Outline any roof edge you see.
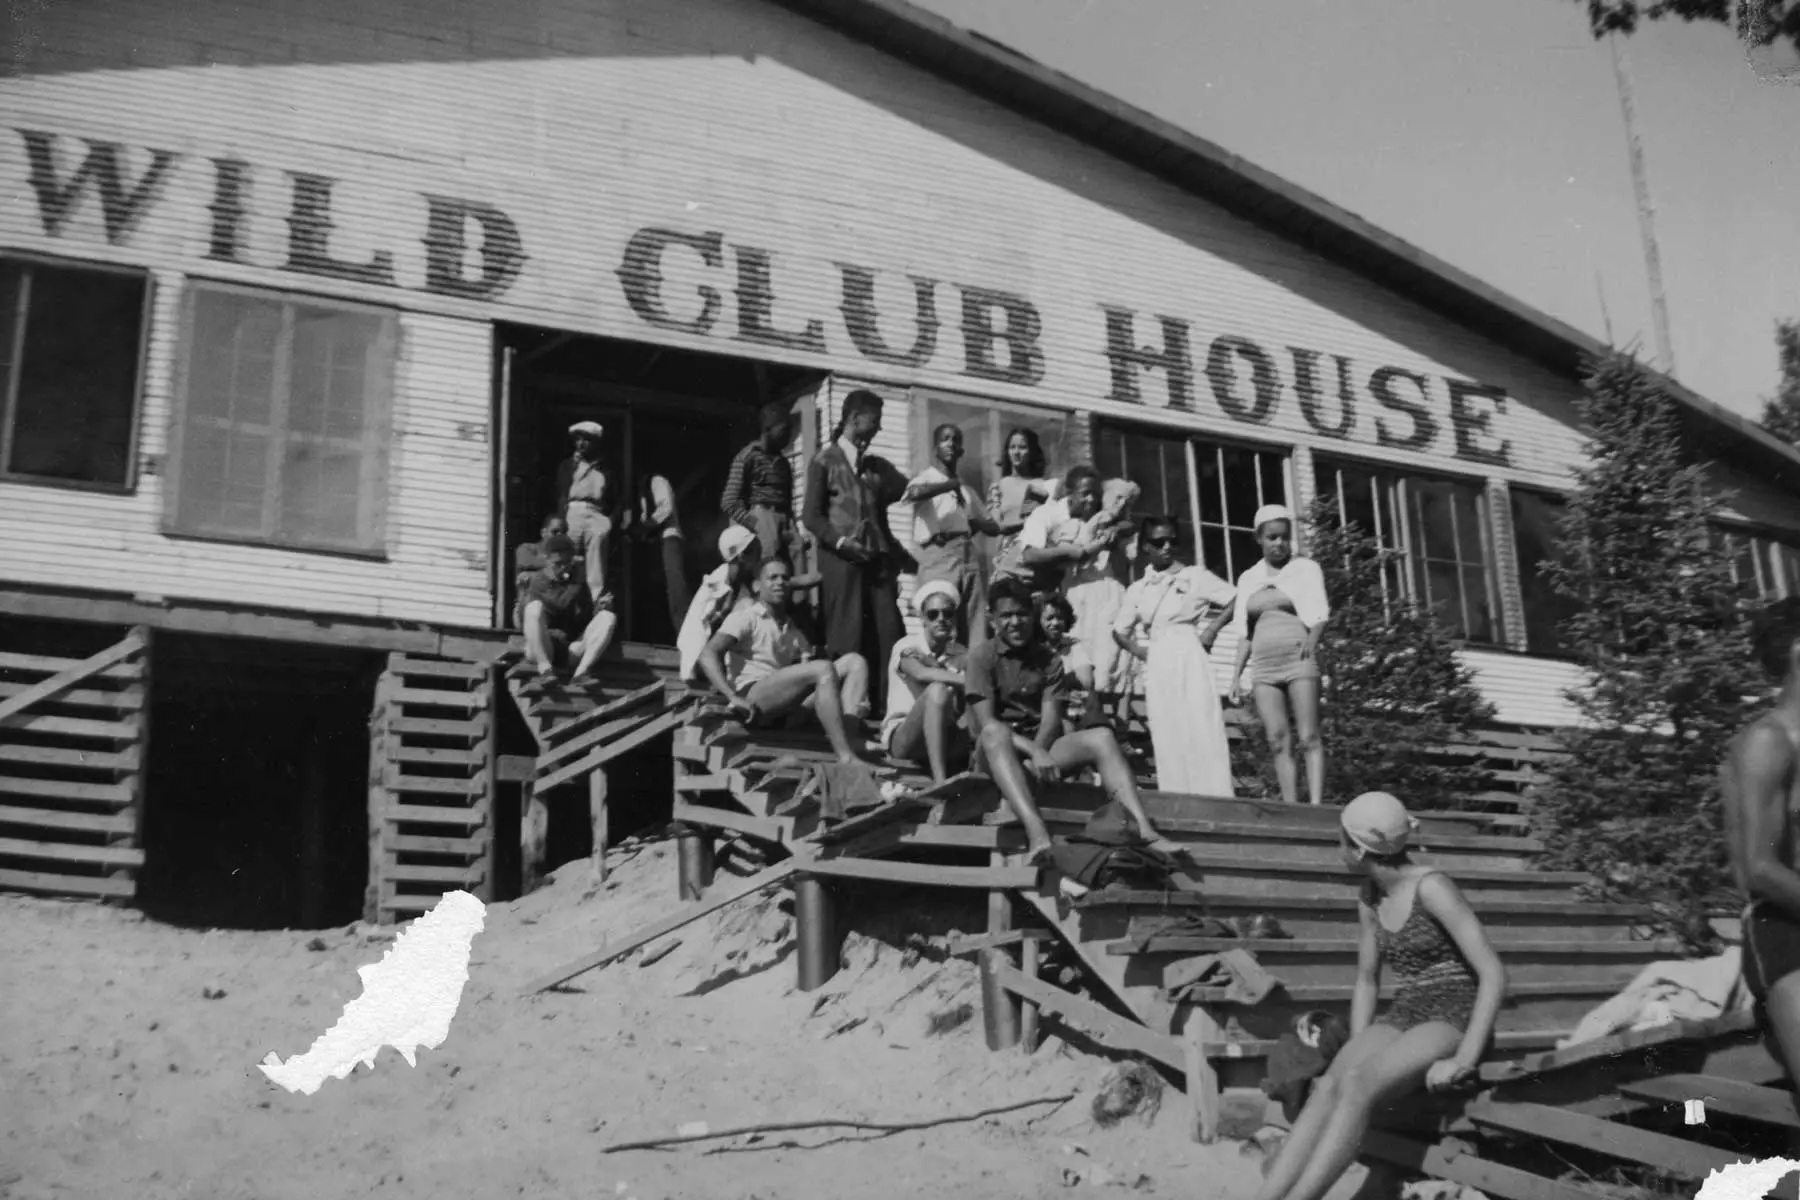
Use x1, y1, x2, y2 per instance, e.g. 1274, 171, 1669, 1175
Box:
770, 0, 1800, 487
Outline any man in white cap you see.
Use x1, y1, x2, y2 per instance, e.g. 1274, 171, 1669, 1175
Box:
677, 525, 761, 685
555, 420, 616, 606
880, 578, 972, 783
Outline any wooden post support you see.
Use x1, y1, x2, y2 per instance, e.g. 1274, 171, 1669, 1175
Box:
1019, 934, 1041, 1054
589, 768, 609, 883
521, 779, 547, 895
299, 714, 327, 928
982, 849, 1021, 1051
478, 667, 501, 903
795, 873, 839, 992
1185, 1006, 1222, 1144
676, 823, 715, 902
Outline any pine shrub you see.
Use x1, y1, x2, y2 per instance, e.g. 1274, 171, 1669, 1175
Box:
1531, 353, 1757, 930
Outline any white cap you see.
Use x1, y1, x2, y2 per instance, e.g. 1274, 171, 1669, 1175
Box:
717, 525, 756, 563
913, 578, 962, 613
1341, 791, 1419, 857
569, 420, 605, 439
1252, 503, 1294, 532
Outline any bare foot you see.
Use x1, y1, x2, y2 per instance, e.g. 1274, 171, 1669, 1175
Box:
1145, 835, 1192, 860
1025, 840, 1055, 867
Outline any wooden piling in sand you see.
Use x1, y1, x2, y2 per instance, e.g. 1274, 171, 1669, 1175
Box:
795, 873, 839, 991
675, 823, 715, 901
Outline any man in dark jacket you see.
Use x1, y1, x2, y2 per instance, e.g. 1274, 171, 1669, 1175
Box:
802, 389, 911, 708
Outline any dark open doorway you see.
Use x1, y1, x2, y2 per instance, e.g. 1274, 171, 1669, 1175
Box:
493, 326, 824, 642
138, 635, 381, 930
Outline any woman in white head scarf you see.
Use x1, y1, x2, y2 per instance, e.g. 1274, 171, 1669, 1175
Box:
1252, 792, 1505, 1200
881, 578, 972, 782
1228, 504, 1331, 805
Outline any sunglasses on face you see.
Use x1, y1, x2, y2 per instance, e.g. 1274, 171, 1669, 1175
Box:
921, 607, 956, 621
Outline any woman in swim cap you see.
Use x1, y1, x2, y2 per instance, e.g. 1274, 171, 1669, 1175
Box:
1251, 792, 1507, 1200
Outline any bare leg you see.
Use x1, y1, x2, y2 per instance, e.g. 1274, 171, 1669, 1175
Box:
1254, 682, 1298, 805
831, 653, 871, 733
920, 683, 966, 783
1290, 676, 1325, 806
976, 721, 1054, 859
1049, 727, 1178, 853
523, 602, 558, 674
1252, 1025, 1399, 1200
570, 609, 619, 680
745, 661, 861, 764
1277, 1023, 1462, 1200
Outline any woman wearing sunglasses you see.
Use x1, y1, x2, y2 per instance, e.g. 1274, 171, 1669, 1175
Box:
1252, 791, 1504, 1200
1111, 516, 1237, 796
879, 579, 972, 782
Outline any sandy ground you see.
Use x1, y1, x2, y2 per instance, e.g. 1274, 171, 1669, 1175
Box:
0, 841, 1301, 1200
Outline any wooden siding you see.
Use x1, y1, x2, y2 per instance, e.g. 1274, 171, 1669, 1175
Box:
2, 0, 1793, 729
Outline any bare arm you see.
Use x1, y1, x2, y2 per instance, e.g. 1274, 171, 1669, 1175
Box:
1200, 604, 1233, 649
1021, 542, 1091, 567
1350, 900, 1381, 1037
1035, 688, 1064, 751
1740, 724, 1800, 919
1113, 628, 1146, 662
697, 631, 749, 712
1302, 614, 1330, 659
1228, 636, 1253, 699
1419, 872, 1508, 1073
900, 476, 961, 504
897, 654, 964, 690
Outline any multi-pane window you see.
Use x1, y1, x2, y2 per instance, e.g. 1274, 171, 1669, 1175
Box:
1510, 489, 1582, 656
1095, 422, 1287, 581
167, 283, 396, 556
1717, 526, 1800, 602
0, 255, 149, 489
915, 391, 1071, 508
1314, 458, 1500, 645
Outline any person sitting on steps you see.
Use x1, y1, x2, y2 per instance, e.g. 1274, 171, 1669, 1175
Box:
696, 555, 873, 767
964, 577, 1186, 866
520, 533, 618, 685
880, 578, 972, 784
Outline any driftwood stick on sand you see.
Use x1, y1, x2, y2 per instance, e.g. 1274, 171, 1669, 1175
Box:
597, 1093, 1079, 1154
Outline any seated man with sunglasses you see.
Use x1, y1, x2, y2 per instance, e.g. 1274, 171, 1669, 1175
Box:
967, 577, 1188, 865
880, 579, 972, 783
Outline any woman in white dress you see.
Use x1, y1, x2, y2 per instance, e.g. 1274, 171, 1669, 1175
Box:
1112, 515, 1237, 797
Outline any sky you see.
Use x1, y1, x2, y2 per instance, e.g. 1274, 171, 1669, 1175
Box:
912, 0, 1800, 421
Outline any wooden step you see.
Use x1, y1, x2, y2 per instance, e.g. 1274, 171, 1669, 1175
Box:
383, 714, 487, 740
1107, 935, 1682, 985
1068, 889, 1649, 941
1465, 1099, 1751, 1181
1143, 818, 1542, 868
1132, 854, 1586, 901
0, 835, 143, 867
381, 803, 488, 829
386, 833, 485, 857
386, 656, 488, 683
0, 713, 137, 741
380, 685, 486, 712
0, 743, 139, 772
1619, 1073, 1800, 1130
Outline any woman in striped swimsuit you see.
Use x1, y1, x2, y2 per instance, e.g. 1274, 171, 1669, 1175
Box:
1251, 792, 1508, 1200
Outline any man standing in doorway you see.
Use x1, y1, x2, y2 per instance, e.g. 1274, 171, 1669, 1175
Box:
556, 420, 616, 608
638, 468, 691, 631
1725, 597, 1800, 1088
722, 402, 797, 563
803, 389, 913, 710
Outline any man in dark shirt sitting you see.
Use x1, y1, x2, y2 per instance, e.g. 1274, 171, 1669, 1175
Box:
521, 534, 618, 683
965, 577, 1184, 864
513, 514, 569, 627
722, 402, 797, 562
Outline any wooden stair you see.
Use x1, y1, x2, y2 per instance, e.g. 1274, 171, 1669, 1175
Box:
1366, 1013, 1798, 1200
364, 653, 495, 925
501, 655, 691, 891
0, 628, 151, 901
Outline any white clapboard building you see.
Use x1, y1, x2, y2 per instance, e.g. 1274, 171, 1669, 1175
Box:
1, 0, 1796, 924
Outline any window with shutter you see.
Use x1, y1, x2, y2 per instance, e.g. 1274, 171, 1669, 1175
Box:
167, 283, 396, 556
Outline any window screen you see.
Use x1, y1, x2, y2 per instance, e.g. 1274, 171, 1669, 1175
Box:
1315, 457, 1500, 645
0, 256, 148, 488
1511, 489, 1582, 655
915, 392, 1071, 507
169, 284, 395, 555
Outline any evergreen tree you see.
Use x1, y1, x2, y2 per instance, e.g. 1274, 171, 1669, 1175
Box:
1761, 320, 1800, 446
1229, 498, 1496, 809
1533, 353, 1756, 931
